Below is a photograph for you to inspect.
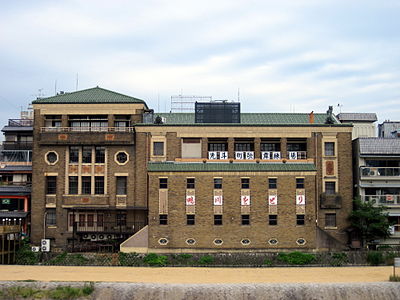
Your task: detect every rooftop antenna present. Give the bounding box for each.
[238,88,240,102]
[157,93,160,112]
[54,80,57,95]
[337,103,343,114]
[76,73,79,91]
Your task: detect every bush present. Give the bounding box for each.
[198,255,214,265]
[119,252,141,266]
[45,252,89,266]
[143,253,168,266]
[263,258,273,266]
[389,275,400,282]
[277,252,315,265]
[178,253,193,260]
[15,241,40,265]
[329,252,348,266]
[367,251,384,265]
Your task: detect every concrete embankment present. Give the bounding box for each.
[1,282,400,300]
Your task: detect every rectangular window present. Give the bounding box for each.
[153,142,164,156]
[82,146,92,163]
[94,176,104,194]
[214,214,223,225]
[214,178,222,189]
[81,176,91,194]
[296,178,305,189]
[46,176,57,194]
[296,214,305,225]
[69,146,79,163]
[87,214,94,227]
[325,182,336,194]
[186,214,195,225]
[268,178,277,189]
[116,176,127,195]
[324,142,335,156]
[116,213,127,226]
[97,214,104,227]
[269,215,278,226]
[46,209,56,226]
[325,213,337,227]
[181,138,201,159]
[208,142,227,151]
[68,176,78,194]
[186,178,195,189]
[241,214,250,225]
[95,147,105,163]
[79,214,85,227]
[159,214,168,225]
[159,178,168,189]
[241,178,250,189]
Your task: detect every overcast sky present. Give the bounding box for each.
[0,0,399,128]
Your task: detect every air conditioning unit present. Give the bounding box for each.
[106,234,114,240]
[82,233,90,240]
[31,246,40,252]
[41,239,50,252]
[90,234,98,242]
[98,234,106,241]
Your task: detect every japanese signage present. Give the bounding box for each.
[268,195,278,205]
[208,151,228,160]
[186,195,195,206]
[235,151,255,160]
[288,151,298,160]
[296,194,306,205]
[241,195,251,206]
[261,151,281,160]
[213,195,223,206]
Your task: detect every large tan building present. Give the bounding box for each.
[31,87,353,252]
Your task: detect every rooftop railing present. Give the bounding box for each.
[7,119,33,127]
[360,167,400,177]
[0,150,32,162]
[363,195,400,205]
[41,127,134,133]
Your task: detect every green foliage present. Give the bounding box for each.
[350,198,392,247]
[367,251,384,265]
[48,283,94,299]
[198,255,214,265]
[329,252,348,266]
[178,253,193,260]
[389,275,400,282]
[45,252,89,266]
[15,241,40,265]
[263,258,273,266]
[143,253,168,266]
[119,252,141,266]
[277,252,315,265]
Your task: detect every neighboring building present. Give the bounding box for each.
[353,138,400,245]
[0,112,33,237]
[378,121,400,138]
[337,113,377,140]
[31,88,354,253]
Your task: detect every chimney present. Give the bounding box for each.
[309,111,314,124]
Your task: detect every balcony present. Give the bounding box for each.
[208,151,228,160]
[7,119,33,127]
[363,195,400,206]
[287,151,307,160]
[320,193,342,209]
[41,127,134,133]
[74,221,146,234]
[235,151,254,160]
[360,167,400,178]
[261,151,281,160]
[2,141,32,150]
[0,150,32,164]
[62,195,110,207]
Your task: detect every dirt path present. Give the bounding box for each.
[0,266,393,283]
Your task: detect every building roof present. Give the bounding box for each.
[32,87,147,106]
[358,138,400,155]
[0,211,28,218]
[0,165,32,172]
[337,113,377,122]
[0,185,31,195]
[2,126,33,132]
[147,112,342,125]
[148,162,316,172]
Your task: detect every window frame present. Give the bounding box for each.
[325,213,337,228]
[268,178,277,189]
[46,176,57,195]
[153,141,164,156]
[46,209,57,226]
[159,178,168,189]
[214,214,223,226]
[68,176,78,195]
[186,214,195,225]
[241,214,250,226]
[325,181,336,195]
[214,178,222,189]
[296,178,305,189]
[186,178,195,189]
[324,142,335,156]
[241,178,250,189]
[269,214,278,226]
[94,176,105,195]
[116,176,127,195]
[81,176,92,195]
[296,214,305,226]
[159,214,168,225]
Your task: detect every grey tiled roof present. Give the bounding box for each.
[0,165,32,172]
[337,113,377,122]
[359,138,400,155]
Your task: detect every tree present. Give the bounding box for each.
[349,198,392,248]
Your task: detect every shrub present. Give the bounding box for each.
[367,251,384,266]
[263,258,273,266]
[277,252,315,265]
[329,252,348,266]
[15,242,40,265]
[119,252,141,266]
[143,253,168,266]
[178,253,193,260]
[198,255,214,265]
[389,275,400,282]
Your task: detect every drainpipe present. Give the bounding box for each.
[43,211,47,240]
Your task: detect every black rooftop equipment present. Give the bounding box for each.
[195,101,240,123]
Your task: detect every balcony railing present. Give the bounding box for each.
[261,151,281,160]
[363,195,400,206]
[320,193,342,208]
[2,141,32,150]
[8,119,33,127]
[235,151,254,160]
[208,151,228,160]
[389,225,400,235]
[360,167,400,177]
[0,181,32,186]
[287,151,307,160]
[0,150,32,163]
[41,127,134,133]
[73,221,146,234]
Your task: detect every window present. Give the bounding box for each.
[235,143,253,151]
[269,215,278,226]
[241,178,250,189]
[87,214,94,227]
[214,214,223,225]
[159,178,168,189]
[68,176,78,194]
[241,214,250,225]
[95,176,104,194]
[261,141,280,151]
[159,214,168,225]
[116,176,127,195]
[153,142,164,156]
[324,142,335,156]
[186,178,195,189]
[115,151,128,164]
[214,178,222,189]
[82,176,91,194]
[69,146,79,163]
[325,182,336,195]
[82,147,92,163]
[208,142,227,151]
[46,176,57,194]
[268,178,277,189]
[186,214,195,225]
[116,213,127,226]
[46,151,58,165]
[46,209,56,226]
[296,178,305,189]
[325,213,336,227]
[182,138,201,159]
[296,214,305,225]
[95,147,105,163]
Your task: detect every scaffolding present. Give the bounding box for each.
[170,95,212,113]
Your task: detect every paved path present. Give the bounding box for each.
[0,266,393,283]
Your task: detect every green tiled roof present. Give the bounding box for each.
[148,162,316,172]
[32,87,147,106]
[150,112,340,125]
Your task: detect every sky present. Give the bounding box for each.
[0,0,399,128]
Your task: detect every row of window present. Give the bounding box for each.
[45,210,128,226]
[157,237,307,246]
[159,213,336,227]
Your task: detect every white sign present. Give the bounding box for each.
[296,194,306,205]
[214,195,223,205]
[208,152,217,159]
[395,258,400,267]
[186,195,195,206]
[268,195,278,205]
[272,152,281,160]
[261,151,270,160]
[241,195,251,206]
[288,151,298,160]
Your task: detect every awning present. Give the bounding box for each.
[0,211,28,218]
